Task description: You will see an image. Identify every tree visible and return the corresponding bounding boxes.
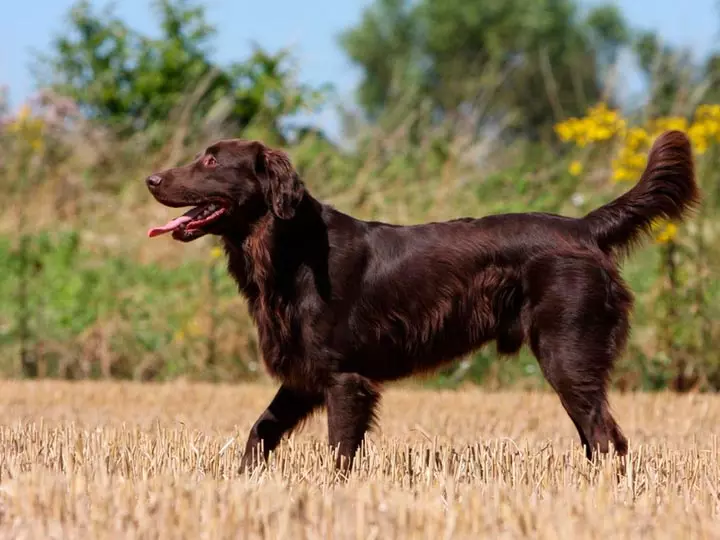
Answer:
[338,0,421,122]
[632,31,698,117]
[339,0,630,139]
[33,0,329,141]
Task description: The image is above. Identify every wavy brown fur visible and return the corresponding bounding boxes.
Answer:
[145,131,699,475]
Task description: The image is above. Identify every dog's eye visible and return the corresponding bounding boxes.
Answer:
[203,155,217,168]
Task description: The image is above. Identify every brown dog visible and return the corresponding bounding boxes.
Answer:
[145,130,699,473]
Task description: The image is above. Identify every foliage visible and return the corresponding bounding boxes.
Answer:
[0,230,262,381]
[554,102,720,390]
[2,94,719,389]
[339,0,630,138]
[2,0,720,391]
[33,0,329,141]
[554,102,720,226]
[5,104,46,154]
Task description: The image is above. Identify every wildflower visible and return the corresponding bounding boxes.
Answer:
[555,102,717,194]
[568,160,582,176]
[593,126,614,141]
[655,222,678,245]
[211,246,223,260]
[652,116,688,135]
[17,103,31,122]
[694,104,720,123]
[187,318,202,337]
[553,102,625,146]
[626,152,647,171]
[6,102,45,153]
[625,127,650,150]
[688,123,708,154]
[612,166,633,183]
[554,121,575,142]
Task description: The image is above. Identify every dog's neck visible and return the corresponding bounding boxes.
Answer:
[221,193,326,298]
[220,193,329,376]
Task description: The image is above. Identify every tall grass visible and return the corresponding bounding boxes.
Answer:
[0,77,718,389]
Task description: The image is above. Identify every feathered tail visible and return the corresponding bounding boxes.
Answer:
[583,130,700,255]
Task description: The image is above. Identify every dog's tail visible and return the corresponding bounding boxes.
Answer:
[583,130,700,256]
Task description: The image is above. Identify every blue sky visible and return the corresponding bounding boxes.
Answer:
[1,0,717,138]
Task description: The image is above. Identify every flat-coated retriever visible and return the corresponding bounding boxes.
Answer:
[145,130,699,473]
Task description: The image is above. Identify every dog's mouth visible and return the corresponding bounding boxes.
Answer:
[147,202,230,241]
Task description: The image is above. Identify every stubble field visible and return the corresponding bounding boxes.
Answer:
[0,380,718,539]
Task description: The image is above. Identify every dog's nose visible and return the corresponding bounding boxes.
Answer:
[146,175,163,188]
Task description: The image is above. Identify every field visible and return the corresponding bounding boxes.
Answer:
[0,381,719,538]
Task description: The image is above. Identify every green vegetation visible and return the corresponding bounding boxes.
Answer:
[1,0,719,390]
[32,0,329,143]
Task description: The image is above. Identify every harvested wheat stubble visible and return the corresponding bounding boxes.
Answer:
[0,380,719,539]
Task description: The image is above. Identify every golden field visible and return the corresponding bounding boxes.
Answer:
[0,380,719,539]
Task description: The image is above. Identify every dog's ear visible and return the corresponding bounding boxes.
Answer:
[256,144,304,220]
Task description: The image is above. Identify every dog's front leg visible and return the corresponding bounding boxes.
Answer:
[239,384,324,474]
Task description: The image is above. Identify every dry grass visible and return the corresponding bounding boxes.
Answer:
[0,380,719,539]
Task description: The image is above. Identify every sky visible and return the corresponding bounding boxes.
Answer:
[0,0,717,139]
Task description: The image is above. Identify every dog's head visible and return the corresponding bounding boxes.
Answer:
[145,139,304,242]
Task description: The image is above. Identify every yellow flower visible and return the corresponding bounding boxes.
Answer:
[554,102,625,146]
[655,222,678,244]
[592,126,614,141]
[652,116,688,134]
[688,123,708,154]
[695,104,720,123]
[554,121,574,142]
[704,119,719,138]
[7,103,45,152]
[187,317,203,337]
[29,139,43,153]
[689,114,720,151]
[612,167,632,183]
[627,152,647,170]
[17,104,31,123]
[625,127,650,150]
[173,329,186,343]
[555,103,720,188]
[210,246,223,260]
[568,160,583,176]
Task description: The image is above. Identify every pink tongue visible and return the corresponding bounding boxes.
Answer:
[147,216,193,238]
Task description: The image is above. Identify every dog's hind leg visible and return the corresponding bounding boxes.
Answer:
[525,255,631,462]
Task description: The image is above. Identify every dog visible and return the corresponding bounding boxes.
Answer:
[145,130,699,473]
